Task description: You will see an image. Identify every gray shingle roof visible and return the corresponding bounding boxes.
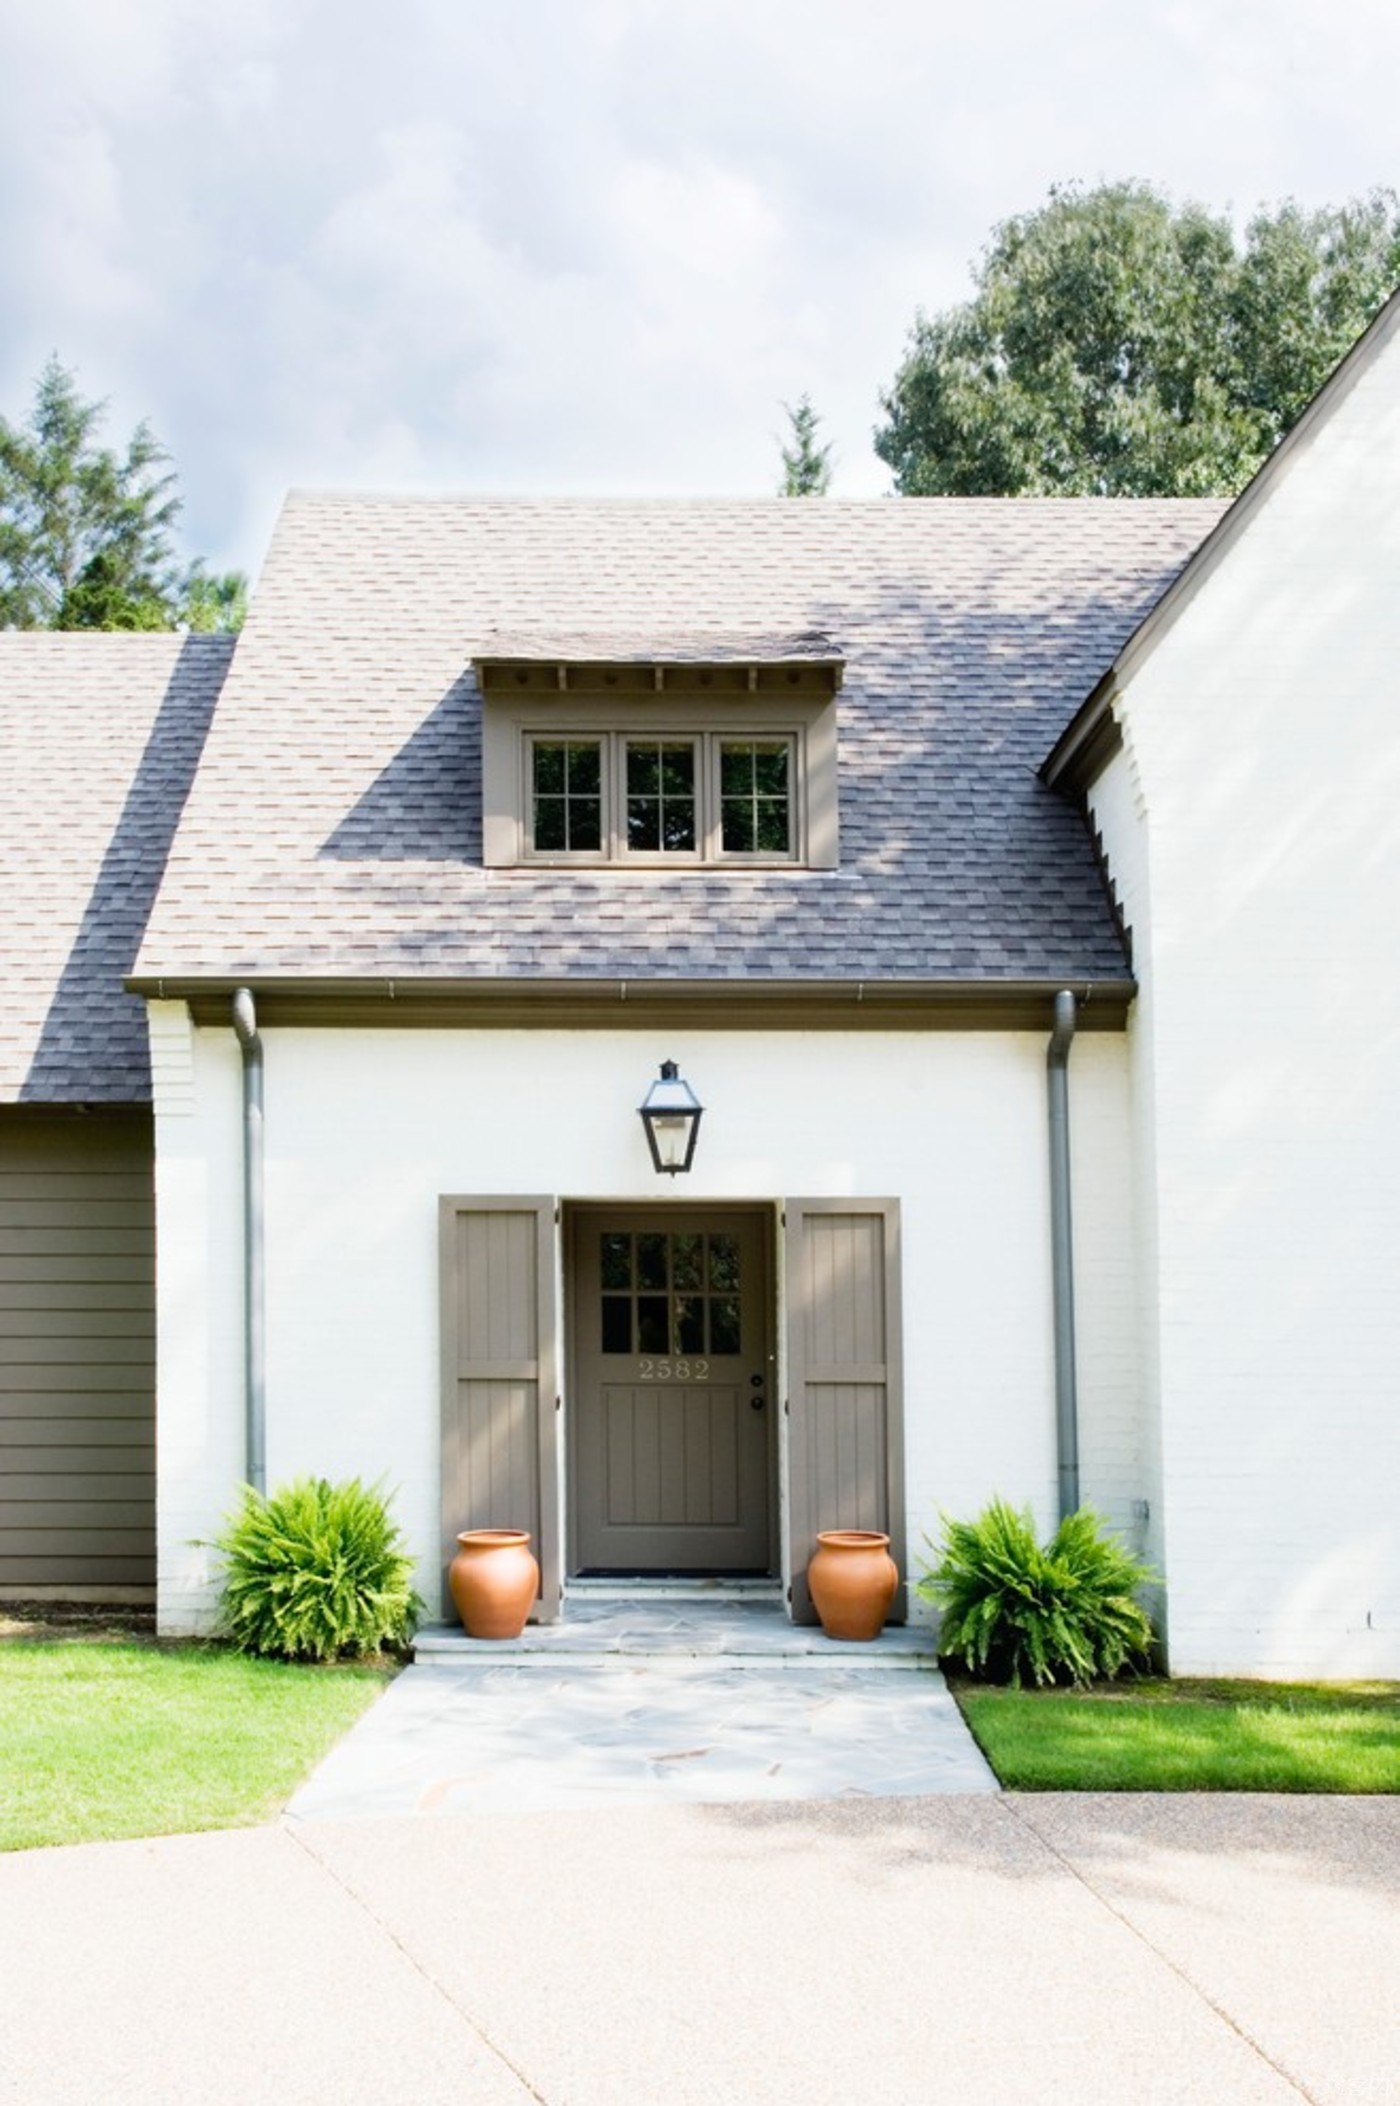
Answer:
[133,496,1224,991]
[0,633,232,1102]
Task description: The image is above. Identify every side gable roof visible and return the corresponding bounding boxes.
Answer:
[131,496,1222,1017]
[1042,285,1400,793]
[0,633,231,1103]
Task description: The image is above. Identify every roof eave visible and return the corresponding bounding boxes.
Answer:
[125,972,1136,1033]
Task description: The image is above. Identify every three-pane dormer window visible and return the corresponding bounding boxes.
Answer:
[476,645,841,871]
[525,733,797,864]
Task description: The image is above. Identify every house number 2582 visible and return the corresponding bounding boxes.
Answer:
[637,1359,709,1382]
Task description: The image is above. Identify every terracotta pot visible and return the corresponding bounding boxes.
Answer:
[448,1529,539,1640]
[807,1530,898,1641]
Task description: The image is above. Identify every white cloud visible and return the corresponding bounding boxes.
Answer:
[1,0,1397,577]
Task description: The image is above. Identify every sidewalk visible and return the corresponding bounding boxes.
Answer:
[3,1795,1397,2104]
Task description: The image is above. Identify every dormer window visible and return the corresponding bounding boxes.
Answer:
[523,733,795,864]
[477,635,842,870]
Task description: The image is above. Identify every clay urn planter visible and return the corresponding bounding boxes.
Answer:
[448,1529,539,1640]
[807,1529,898,1641]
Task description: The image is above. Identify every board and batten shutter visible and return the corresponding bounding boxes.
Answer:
[784,1199,905,1624]
[439,1197,560,1622]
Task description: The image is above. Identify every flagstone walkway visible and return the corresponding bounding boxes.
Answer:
[287,1597,997,1818]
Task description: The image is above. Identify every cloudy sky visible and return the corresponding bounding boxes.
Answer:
[3,0,1397,582]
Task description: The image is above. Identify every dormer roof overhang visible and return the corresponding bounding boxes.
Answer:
[473,628,845,693]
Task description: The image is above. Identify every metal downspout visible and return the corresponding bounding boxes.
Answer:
[231,988,266,1494]
[1047,990,1080,1520]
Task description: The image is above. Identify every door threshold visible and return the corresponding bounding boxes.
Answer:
[565,1575,783,1604]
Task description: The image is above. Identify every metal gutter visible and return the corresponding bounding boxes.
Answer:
[1047,990,1080,1520]
[128,974,1136,1034]
[231,988,266,1494]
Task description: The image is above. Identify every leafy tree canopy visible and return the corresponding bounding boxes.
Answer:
[0,357,245,630]
[875,183,1400,497]
[778,392,833,495]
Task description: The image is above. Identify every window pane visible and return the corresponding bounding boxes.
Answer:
[661,749,694,798]
[709,1297,741,1355]
[755,801,790,854]
[535,800,567,852]
[627,741,695,855]
[533,740,602,853]
[569,742,601,795]
[628,746,660,797]
[720,745,751,796]
[663,801,696,852]
[637,1233,668,1290]
[637,1296,669,1353]
[534,743,565,795]
[720,740,790,857]
[570,801,602,852]
[671,1233,703,1290]
[600,1233,632,1290]
[674,1296,705,1355]
[753,746,789,795]
[708,1234,740,1291]
[601,1297,632,1354]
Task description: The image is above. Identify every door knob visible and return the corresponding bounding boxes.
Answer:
[750,1394,766,1411]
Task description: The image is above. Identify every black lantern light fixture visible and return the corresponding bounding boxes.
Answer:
[639,1060,704,1175]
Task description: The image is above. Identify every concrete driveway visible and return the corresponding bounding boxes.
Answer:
[3,1794,1397,2105]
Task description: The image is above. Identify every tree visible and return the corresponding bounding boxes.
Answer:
[0,357,245,630]
[874,183,1400,498]
[778,393,833,495]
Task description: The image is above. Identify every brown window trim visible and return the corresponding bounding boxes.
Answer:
[482,672,839,870]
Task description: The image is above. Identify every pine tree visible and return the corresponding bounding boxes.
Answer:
[778,394,833,496]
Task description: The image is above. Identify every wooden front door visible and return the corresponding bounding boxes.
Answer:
[569,1209,774,1574]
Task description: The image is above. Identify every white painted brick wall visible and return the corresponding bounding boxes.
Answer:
[1090,320,1400,1676]
[150,1019,1139,1635]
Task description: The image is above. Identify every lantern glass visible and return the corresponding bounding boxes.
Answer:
[639,1060,703,1175]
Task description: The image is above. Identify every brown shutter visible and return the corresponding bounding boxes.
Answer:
[439,1197,560,1622]
[784,1199,905,1623]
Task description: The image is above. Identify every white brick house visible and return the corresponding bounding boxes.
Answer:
[3,290,1398,1677]
[1044,288,1400,1674]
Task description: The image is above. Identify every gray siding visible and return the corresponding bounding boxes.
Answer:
[0,1109,155,1597]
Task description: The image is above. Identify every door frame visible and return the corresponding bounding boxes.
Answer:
[562,1200,780,1580]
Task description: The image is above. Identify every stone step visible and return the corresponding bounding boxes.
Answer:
[414,1599,938,1672]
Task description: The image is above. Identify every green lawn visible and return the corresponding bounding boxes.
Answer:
[0,1638,393,1851]
[953,1676,1400,1792]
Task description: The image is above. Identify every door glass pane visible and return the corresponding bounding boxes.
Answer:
[708,1234,740,1292]
[637,1296,670,1353]
[709,1296,741,1355]
[598,1224,747,1362]
[674,1296,705,1355]
[671,1232,703,1289]
[637,1233,668,1290]
[601,1297,632,1353]
[600,1233,632,1290]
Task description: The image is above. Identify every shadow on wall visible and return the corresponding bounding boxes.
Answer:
[22,635,229,1101]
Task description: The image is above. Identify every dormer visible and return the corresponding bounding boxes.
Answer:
[475,631,843,870]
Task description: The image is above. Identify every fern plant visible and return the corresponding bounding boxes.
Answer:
[918,1498,1155,1688]
[212,1476,423,1662]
